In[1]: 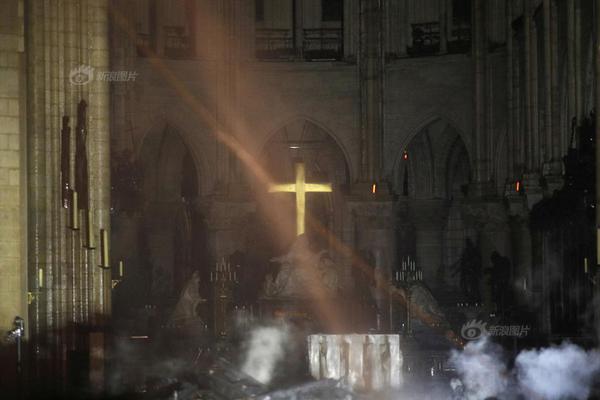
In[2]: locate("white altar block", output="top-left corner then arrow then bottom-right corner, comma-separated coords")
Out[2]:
307,334 -> 403,391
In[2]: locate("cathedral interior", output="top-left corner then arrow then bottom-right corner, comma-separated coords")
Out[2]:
2,0 -> 600,399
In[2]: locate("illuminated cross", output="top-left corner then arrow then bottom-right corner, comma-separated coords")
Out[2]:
269,162 -> 332,236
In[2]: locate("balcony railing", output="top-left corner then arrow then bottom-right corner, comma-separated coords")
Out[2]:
407,22 -> 440,56
255,28 -> 295,60
164,26 -> 192,59
407,21 -> 471,56
302,28 -> 342,61
448,22 -> 471,53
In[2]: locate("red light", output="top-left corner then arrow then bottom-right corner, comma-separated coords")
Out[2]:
515,180 -> 521,192
403,151 -> 409,160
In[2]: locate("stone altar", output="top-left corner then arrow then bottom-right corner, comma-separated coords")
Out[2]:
308,334 -> 403,391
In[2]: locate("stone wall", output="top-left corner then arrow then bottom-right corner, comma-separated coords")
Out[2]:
0,0 -> 26,332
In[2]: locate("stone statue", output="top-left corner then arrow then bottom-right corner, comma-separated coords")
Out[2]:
263,235 -> 341,299
374,270 -> 463,347
169,270 -> 205,323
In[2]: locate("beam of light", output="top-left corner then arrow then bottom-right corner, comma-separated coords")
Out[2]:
107,5 -> 464,342
108,6 -> 344,332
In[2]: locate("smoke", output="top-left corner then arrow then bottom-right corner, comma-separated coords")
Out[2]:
516,343 -> 600,400
241,323 -> 290,385
449,338 -> 510,400
448,337 -> 600,400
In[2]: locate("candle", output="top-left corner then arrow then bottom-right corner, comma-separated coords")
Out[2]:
71,191 -> 79,230
38,268 -> 44,288
118,260 -> 124,278
100,229 -> 109,267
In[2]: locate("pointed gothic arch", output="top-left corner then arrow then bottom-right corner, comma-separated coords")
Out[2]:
257,118 -> 350,252
132,123 -> 209,306
394,117 -> 471,199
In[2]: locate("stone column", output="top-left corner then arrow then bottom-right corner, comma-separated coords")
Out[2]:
439,0 -> 447,53
358,0 -> 384,182
549,0 -> 561,165
398,0 -> 408,57
409,199 -> 449,288
542,0 -> 552,165
575,0 -> 582,122
567,0 -> 576,132
25,0 -> 111,387
348,193 -> 396,329
472,0 -> 491,191
506,0 -> 514,183
596,0 -> 600,273
89,0 -> 112,323
523,2 -> 533,171
295,0 -> 304,57
522,1 -> 543,206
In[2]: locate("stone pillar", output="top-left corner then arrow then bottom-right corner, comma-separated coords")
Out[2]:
358,0 -> 384,182
439,0 -> 447,53
543,0 -> 563,188
398,0 -> 408,57
549,0 -> 561,166
522,1 -> 543,206
542,0 -> 552,165
348,193 -> 396,328
523,1 -> 534,171
506,0 -> 514,183
472,0 -> 491,191
596,0 -> 600,273
409,199 -> 448,288
25,0 -> 112,386
575,0 -> 582,122
567,0 -> 577,131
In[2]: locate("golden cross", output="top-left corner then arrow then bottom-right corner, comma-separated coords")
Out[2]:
269,162 -> 332,236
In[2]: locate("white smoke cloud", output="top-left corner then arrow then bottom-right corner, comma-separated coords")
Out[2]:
449,337 -> 510,400
241,323 -> 290,385
516,342 -> 600,400
448,337 -> 600,400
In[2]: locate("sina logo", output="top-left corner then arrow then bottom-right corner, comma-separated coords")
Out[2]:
461,320 -> 488,340
69,65 -> 95,85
